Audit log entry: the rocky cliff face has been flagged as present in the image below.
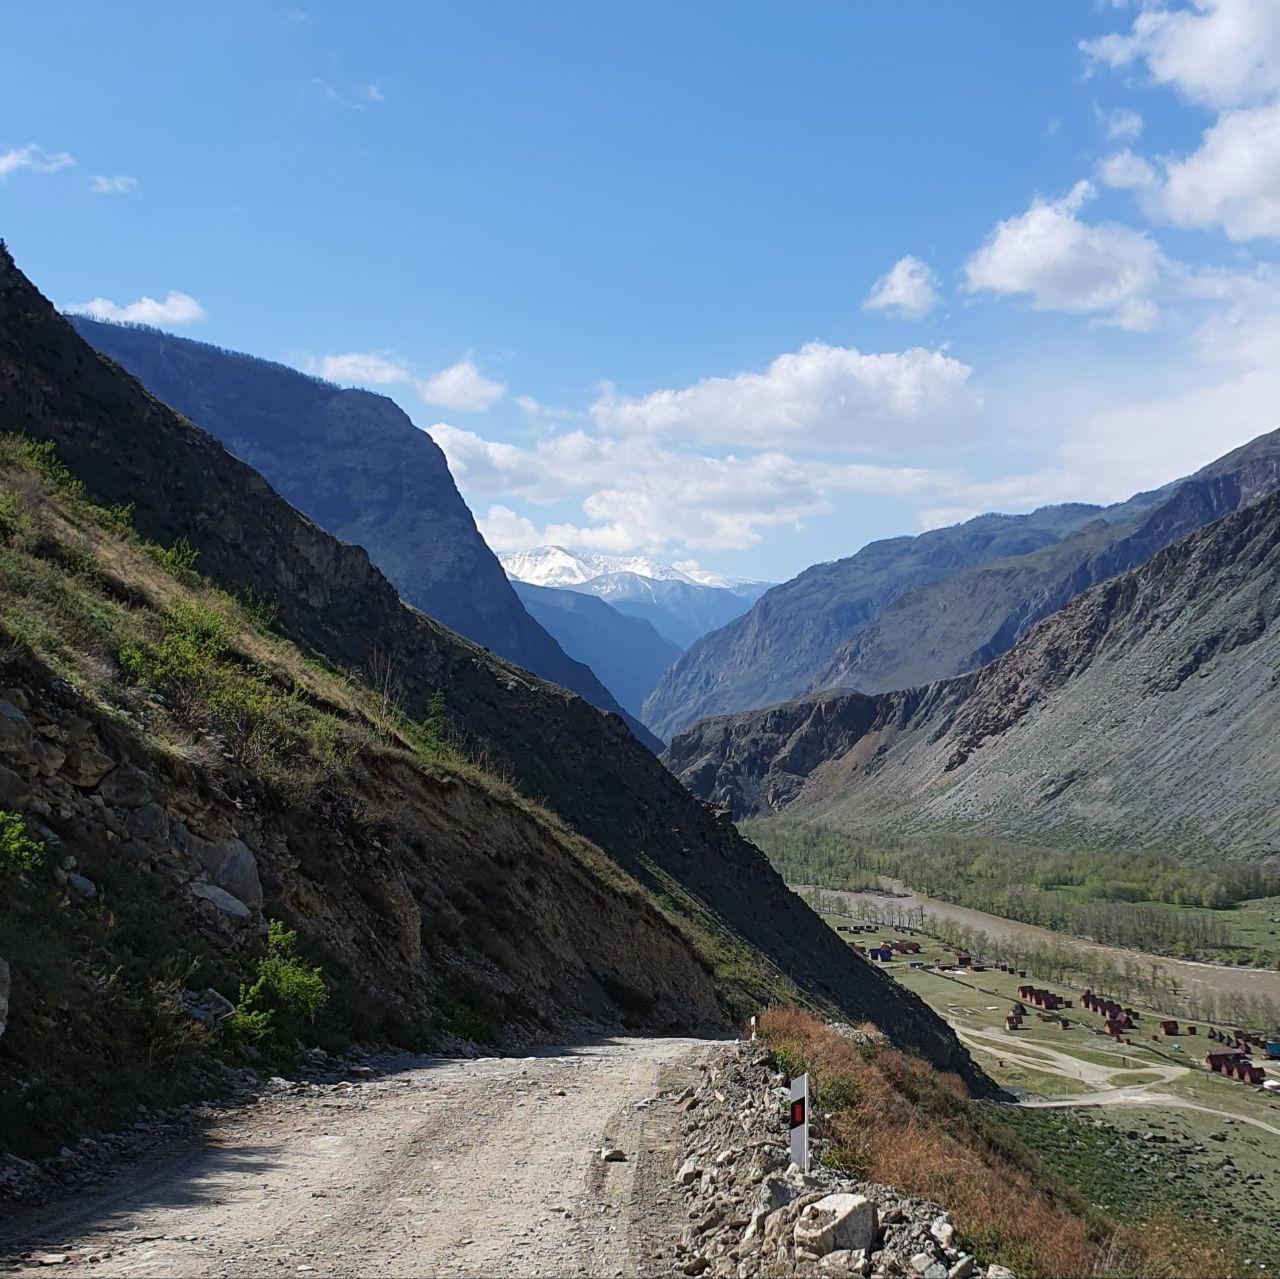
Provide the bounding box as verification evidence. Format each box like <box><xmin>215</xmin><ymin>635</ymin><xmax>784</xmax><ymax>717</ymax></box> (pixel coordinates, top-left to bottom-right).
<box><xmin>0</xmin><ymin>244</ymin><xmax>987</xmax><ymax>1097</ymax></box>
<box><xmin>68</xmin><ymin>316</ymin><xmax>659</xmax><ymax>750</ymax></box>
<box><xmin>668</xmin><ymin>490</ymin><xmax>1280</xmax><ymax>860</ymax></box>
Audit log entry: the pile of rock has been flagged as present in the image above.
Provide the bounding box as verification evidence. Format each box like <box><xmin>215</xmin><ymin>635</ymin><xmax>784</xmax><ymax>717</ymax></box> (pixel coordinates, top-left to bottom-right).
<box><xmin>670</xmin><ymin>1041</ymin><xmax>1011</xmax><ymax>1279</ymax></box>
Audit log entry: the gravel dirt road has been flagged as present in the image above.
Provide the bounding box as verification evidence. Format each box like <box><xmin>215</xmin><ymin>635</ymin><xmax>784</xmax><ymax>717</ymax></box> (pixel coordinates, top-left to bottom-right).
<box><xmin>0</xmin><ymin>1037</ymin><xmax>725</xmax><ymax>1278</ymax></box>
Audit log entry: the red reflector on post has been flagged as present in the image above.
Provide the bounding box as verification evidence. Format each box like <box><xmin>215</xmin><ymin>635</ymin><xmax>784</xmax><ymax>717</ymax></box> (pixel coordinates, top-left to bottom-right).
<box><xmin>790</xmin><ymin>1099</ymin><xmax>805</xmax><ymax>1128</ymax></box>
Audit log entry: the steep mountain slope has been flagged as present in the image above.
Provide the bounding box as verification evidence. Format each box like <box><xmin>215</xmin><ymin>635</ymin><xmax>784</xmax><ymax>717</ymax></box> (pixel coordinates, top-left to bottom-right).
<box><xmin>581</xmin><ymin>571</ymin><xmax>766</xmax><ymax>648</ymax></box>
<box><xmin>501</xmin><ymin>546</ymin><xmax>769</xmax><ymax>650</ymax></box>
<box><xmin>667</xmin><ymin>489</ymin><xmax>1280</xmax><ymax>859</ymax></box>
<box><xmin>643</xmin><ymin>503</ymin><xmax>1135</xmax><ymax>738</ymax></box>
<box><xmin>511</xmin><ymin>581</ymin><xmax>681</xmax><ymax>719</ymax></box>
<box><xmin>67</xmin><ymin>317</ymin><xmax>659</xmax><ymax>751</ymax></box>
<box><xmin>0</xmin><ymin>448</ymin><xmax>726</xmax><ymax>1156</ymax></box>
<box><xmin>815</xmin><ymin>431</ymin><xmax>1280</xmax><ymax>694</ymax></box>
<box><xmin>0</xmin><ymin>244</ymin><xmax>986</xmax><ymax>1093</ymax></box>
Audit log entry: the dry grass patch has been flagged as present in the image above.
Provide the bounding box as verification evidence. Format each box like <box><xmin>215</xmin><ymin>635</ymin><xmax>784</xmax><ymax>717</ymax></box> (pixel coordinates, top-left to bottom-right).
<box><xmin>759</xmin><ymin>1008</ymin><xmax>1240</xmax><ymax>1278</ymax></box>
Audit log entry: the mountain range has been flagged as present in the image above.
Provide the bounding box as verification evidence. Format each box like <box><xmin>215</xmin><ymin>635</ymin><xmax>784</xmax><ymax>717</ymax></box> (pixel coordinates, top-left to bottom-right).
<box><xmin>645</xmin><ymin>434</ymin><xmax>1280</xmax><ymax>739</ymax></box>
<box><xmin>67</xmin><ymin>317</ymin><xmax>661</xmax><ymax>752</ymax></box>
<box><xmin>666</xmin><ymin>483</ymin><xmax>1280</xmax><ymax>859</ymax></box>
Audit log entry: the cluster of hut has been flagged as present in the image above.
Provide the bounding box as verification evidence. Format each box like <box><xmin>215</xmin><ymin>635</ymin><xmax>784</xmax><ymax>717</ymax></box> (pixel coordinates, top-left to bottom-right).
<box><xmin>1004</xmin><ymin>984</ymin><xmax>1074</xmax><ymax>1031</ymax></box>
<box><xmin>1205</xmin><ymin>1048</ymin><xmax>1267</xmax><ymax>1084</ymax></box>
<box><xmin>1080</xmin><ymin>989</ymin><xmax>1141</xmax><ymax>1039</ymax></box>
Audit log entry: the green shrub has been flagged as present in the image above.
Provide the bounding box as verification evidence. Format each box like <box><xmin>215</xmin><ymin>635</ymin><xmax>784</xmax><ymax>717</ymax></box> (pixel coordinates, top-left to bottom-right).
<box><xmin>143</xmin><ymin>536</ymin><xmax>200</xmax><ymax>584</ymax></box>
<box><xmin>94</xmin><ymin>502</ymin><xmax>136</xmax><ymax>538</ymax></box>
<box><xmin>0</xmin><ymin>493</ymin><xmax>28</xmax><ymax>543</ymax></box>
<box><xmin>227</xmin><ymin>919</ymin><xmax>327</xmax><ymax>1047</ymax></box>
<box><xmin>0</xmin><ymin>809</ymin><xmax>44</xmax><ymax>873</ymax></box>
<box><xmin>17</xmin><ymin>438</ymin><xmax>86</xmax><ymax>501</ymax></box>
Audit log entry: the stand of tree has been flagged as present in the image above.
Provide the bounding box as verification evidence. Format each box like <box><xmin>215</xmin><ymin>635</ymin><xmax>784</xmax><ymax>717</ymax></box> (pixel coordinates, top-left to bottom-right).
<box><xmin>743</xmin><ymin>821</ymin><xmax>1280</xmax><ymax>966</ymax></box>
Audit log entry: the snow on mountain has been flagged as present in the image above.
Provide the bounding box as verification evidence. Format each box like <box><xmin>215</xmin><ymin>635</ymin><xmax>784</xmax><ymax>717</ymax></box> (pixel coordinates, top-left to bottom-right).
<box><xmin>498</xmin><ymin>546</ymin><xmax>773</xmax><ymax>649</ymax></box>
<box><xmin>498</xmin><ymin>545</ymin><xmax>767</xmax><ymax>594</ymax></box>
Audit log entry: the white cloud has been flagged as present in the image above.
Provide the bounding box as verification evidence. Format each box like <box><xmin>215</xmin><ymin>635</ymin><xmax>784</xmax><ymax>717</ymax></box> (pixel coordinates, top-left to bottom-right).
<box><xmin>1098</xmin><ymin>106</ymin><xmax>1145</xmax><ymax>141</ymax></box>
<box><xmin>1097</xmin><ymin>149</ymin><xmax>1159</xmax><ymax>191</ymax></box>
<box><xmin>515</xmin><ymin>394</ymin><xmax>576</xmax><ymax>420</ymax></box>
<box><xmin>589</xmin><ymin>341</ymin><xmax>978</xmax><ymax>452</ymax></box>
<box><xmin>1152</xmin><ymin>104</ymin><xmax>1280</xmax><ymax>240</ymax></box>
<box><xmin>1082</xmin><ymin>0</ymin><xmax>1280</xmax><ymax>110</ymax></box>
<box><xmin>433</xmin><ymin>418</ymin><xmax>946</xmax><ymax>554</ymax></box>
<box><xmin>313</xmin><ymin>77</ymin><xmax>386</xmax><ymax>110</ymax></box>
<box><xmin>89</xmin><ymin>174</ymin><xmax>138</xmax><ymax>196</ymax></box>
<box><xmin>419</xmin><ymin>359</ymin><xmax>505</xmax><ymax>412</ymax></box>
<box><xmin>863</xmin><ymin>255</ymin><xmax>941</xmax><ymax>320</ymax></box>
<box><xmin>317</xmin><ymin>352</ymin><xmax>410</xmax><ymax>385</ymax></box>
<box><xmin>65</xmin><ymin>291</ymin><xmax>207</xmax><ymax>326</ymax></box>
<box><xmin>963</xmin><ymin>180</ymin><xmax>1166</xmax><ymax>330</ymax></box>
<box><xmin>0</xmin><ymin>144</ymin><xmax>74</xmax><ymax>180</ymax></box>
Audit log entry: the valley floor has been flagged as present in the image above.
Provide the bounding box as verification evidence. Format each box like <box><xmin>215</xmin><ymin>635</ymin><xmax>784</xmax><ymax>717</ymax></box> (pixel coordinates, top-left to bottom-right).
<box><xmin>0</xmin><ymin>1038</ymin><xmax>722</xmax><ymax>1278</ymax></box>
<box><xmin>823</xmin><ymin>880</ymin><xmax>1280</xmax><ymax>1008</ymax></box>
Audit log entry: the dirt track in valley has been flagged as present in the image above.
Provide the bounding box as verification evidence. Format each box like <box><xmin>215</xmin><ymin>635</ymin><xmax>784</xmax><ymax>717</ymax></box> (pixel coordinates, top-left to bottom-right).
<box><xmin>0</xmin><ymin>1038</ymin><xmax>724</xmax><ymax>1278</ymax></box>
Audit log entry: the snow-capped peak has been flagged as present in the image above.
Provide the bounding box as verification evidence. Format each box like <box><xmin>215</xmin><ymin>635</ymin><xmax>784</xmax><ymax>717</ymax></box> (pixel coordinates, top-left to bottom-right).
<box><xmin>498</xmin><ymin>545</ymin><xmax>766</xmax><ymax>592</ymax></box>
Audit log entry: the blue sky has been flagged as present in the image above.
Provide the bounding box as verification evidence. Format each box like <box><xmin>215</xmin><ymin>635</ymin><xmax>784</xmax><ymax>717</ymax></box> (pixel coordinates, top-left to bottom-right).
<box><xmin>5</xmin><ymin>2</ymin><xmax>1280</xmax><ymax>581</ymax></box>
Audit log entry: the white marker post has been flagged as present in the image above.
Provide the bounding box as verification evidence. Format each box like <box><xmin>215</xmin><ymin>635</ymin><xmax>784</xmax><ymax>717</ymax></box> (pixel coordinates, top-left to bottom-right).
<box><xmin>749</xmin><ymin>1015</ymin><xmax>758</xmax><ymax>1042</ymax></box>
<box><xmin>789</xmin><ymin>1073</ymin><xmax>809</xmax><ymax>1174</ymax></box>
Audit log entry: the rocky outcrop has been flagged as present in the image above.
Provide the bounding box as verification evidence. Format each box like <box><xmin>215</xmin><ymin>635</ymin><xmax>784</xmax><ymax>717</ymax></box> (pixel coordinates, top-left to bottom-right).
<box><xmin>666</xmin><ymin>1041</ymin><xmax>997</xmax><ymax>1279</ymax></box>
<box><xmin>668</xmin><ymin>490</ymin><xmax>1280</xmax><ymax>859</ymax></box>
<box><xmin>69</xmin><ymin>316</ymin><xmax>660</xmax><ymax>751</ymax></box>
<box><xmin>0</xmin><ymin>244</ymin><xmax>988</xmax><ymax>1090</ymax></box>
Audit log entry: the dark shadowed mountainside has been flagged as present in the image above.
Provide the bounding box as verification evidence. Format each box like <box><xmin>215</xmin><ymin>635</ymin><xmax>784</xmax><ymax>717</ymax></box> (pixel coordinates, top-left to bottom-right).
<box><xmin>667</xmin><ymin>489</ymin><xmax>1280</xmax><ymax>860</ymax></box>
<box><xmin>0</xmin><ymin>244</ymin><xmax>989</xmax><ymax>1092</ymax></box>
<box><xmin>512</xmin><ymin>581</ymin><xmax>681</xmax><ymax>720</ymax></box>
<box><xmin>67</xmin><ymin>316</ymin><xmax>660</xmax><ymax>750</ymax></box>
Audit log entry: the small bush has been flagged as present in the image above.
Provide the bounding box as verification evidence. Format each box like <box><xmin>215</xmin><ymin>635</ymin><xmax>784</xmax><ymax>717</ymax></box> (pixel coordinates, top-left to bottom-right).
<box><xmin>227</xmin><ymin>920</ymin><xmax>327</xmax><ymax>1048</ymax></box>
<box><xmin>93</xmin><ymin>502</ymin><xmax>135</xmax><ymax>538</ymax></box>
<box><xmin>143</xmin><ymin>536</ymin><xmax>200</xmax><ymax>584</ymax></box>
<box><xmin>17</xmin><ymin>438</ymin><xmax>87</xmax><ymax>501</ymax></box>
<box><xmin>0</xmin><ymin>809</ymin><xmax>44</xmax><ymax>873</ymax></box>
<box><xmin>0</xmin><ymin>493</ymin><xmax>28</xmax><ymax>543</ymax></box>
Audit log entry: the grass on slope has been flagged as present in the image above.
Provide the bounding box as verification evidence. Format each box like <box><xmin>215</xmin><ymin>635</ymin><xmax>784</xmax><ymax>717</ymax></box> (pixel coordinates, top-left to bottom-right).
<box><xmin>760</xmin><ymin>1008</ymin><xmax>1242</xmax><ymax>1279</ymax></box>
<box><xmin>0</xmin><ymin>433</ymin><xmax>801</xmax><ymax>1155</ymax></box>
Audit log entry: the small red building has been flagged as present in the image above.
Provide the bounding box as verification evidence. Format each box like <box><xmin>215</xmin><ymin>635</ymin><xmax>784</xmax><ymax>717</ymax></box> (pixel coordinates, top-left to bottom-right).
<box><xmin>1159</xmin><ymin>1020</ymin><xmax>1179</xmax><ymax>1036</ymax></box>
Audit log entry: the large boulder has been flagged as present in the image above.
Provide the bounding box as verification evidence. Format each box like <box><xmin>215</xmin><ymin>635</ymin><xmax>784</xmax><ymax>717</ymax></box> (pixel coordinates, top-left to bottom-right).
<box><xmin>196</xmin><ymin>838</ymin><xmax>263</xmax><ymax>910</ymax></box>
<box><xmin>96</xmin><ymin>764</ymin><xmax>155</xmax><ymax>808</ymax></box>
<box><xmin>61</xmin><ymin>742</ymin><xmax>115</xmax><ymax>788</ymax></box>
<box><xmin>0</xmin><ymin>699</ymin><xmax>36</xmax><ymax>767</ymax></box>
<box><xmin>0</xmin><ymin>764</ymin><xmax>30</xmax><ymax>809</ymax></box>
<box><xmin>794</xmin><ymin>1194</ymin><xmax>879</xmax><ymax>1260</ymax></box>
<box><xmin>191</xmin><ymin>882</ymin><xmax>252</xmax><ymax>918</ymax></box>
<box><xmin>0</xmin><ymin>956</ymin><xmax>9</xmax><ymax>1039</ymax></box>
